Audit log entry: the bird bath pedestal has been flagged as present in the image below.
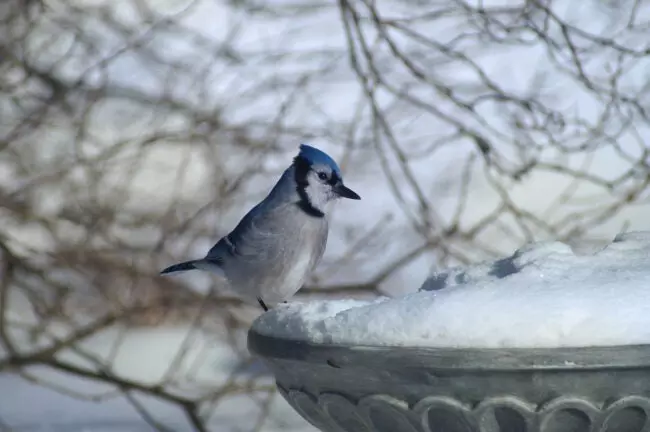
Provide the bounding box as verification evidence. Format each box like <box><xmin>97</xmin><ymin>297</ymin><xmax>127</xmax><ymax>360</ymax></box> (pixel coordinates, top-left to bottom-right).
<box><xmin>248</xmin><ymin>328</ymin><xmax>650</xmax><ymax>432</ymax></box>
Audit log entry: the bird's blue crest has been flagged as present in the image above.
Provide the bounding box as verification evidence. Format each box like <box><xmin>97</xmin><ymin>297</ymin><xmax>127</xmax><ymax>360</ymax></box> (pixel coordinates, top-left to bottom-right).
<box><xmin>298</xmin><ymin>144</ymin><xmax>341</xmax><ymax>176</ymax></box>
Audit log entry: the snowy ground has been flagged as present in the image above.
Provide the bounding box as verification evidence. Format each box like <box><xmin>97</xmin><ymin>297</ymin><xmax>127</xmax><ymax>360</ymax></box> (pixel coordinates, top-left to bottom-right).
<box><xmin>254</xmin><ymin>231</ymin><xmax>650</xmax><ymax>349</ymax></box>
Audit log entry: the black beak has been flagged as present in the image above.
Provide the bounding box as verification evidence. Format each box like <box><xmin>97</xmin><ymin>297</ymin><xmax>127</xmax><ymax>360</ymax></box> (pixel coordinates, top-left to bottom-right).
<box><xmin>333</xmin><ymin>183</ymin><xmax>361</xmax><ymax>200</ymax></box>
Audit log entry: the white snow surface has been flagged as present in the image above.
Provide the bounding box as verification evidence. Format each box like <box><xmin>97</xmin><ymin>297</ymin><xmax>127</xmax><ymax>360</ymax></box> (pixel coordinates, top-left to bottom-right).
<box><xmin>253</xmin><ymin>232</ymin><xmax>650</xmax><ymax>349</ymax></box>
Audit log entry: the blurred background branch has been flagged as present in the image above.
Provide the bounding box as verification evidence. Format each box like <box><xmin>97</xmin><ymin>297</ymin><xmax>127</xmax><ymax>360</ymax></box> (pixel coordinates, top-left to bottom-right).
<box><xmin>2</xmin><ymin>0</ymin><xmax>650</xmax><ymax>430</ymax></box>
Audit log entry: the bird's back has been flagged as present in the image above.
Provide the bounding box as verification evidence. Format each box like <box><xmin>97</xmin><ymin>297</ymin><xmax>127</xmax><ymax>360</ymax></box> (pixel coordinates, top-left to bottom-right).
<box><xmin>208</xmin><ymin>167</ymin><xmax>328</xmax><ymax>303</ymax></box>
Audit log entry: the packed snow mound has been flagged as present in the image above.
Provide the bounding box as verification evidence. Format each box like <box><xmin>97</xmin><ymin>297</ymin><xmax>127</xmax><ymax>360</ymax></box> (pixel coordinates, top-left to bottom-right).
<box><xmin>252</xmin><ymin>232</ymin><xmax>650</xmax><ymax>348</ymax></box>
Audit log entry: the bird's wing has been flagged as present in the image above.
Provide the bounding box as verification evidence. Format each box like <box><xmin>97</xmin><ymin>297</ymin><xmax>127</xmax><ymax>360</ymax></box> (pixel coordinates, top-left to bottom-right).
<box><xmin>206</xmin><ymin>168</ymin><xmax>296</xmax><ymax>263</ymax></box>
<box><xmin>205</xmin><ymin>201</ymin><xmax>282</xmax><ymax>263</ymax></box>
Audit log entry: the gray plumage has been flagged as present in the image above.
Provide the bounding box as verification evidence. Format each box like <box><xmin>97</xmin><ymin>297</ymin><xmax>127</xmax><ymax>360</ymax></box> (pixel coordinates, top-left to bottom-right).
<box><xmin>161</xmin><ymin>144</ymin><xmax>361</xmax><ymax>311</ymax></box>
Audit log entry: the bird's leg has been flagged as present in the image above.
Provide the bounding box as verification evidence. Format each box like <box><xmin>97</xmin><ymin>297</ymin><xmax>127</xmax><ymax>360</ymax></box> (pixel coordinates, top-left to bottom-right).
<box><xmin>257</xmin><ymin>297</ymin><xmax>269</xmax><ymax>312</ymax></box>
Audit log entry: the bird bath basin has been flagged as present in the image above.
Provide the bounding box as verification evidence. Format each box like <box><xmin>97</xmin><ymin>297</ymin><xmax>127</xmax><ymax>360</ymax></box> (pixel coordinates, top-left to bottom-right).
<box><xmin>248</xmin><ymin>232</ymin><xmax>650</xmax><ymax>432</ymax></box>
<box><xmin>248</xmin><ymin>330</ymin><xmax>650</xmax><ymax>432</ymax></box>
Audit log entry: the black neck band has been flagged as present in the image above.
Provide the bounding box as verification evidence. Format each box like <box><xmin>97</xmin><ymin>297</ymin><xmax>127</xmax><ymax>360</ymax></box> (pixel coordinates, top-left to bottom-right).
<box><xmin>293</xmin><ymin>156</ymin><xmax>325</xmax><ymax>218</ymax></box>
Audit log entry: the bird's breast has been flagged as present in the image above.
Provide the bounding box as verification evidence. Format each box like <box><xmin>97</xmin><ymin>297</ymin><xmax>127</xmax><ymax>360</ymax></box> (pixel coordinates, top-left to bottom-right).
<box><xmin>261</xmin><ymin>213</ymin><xmax>327</xmax><ymax>302</ymax></box>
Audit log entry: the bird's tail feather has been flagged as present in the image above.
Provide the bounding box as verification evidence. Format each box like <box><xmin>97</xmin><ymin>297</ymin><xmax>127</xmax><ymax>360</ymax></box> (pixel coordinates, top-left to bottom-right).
<box><xmin>160</xmin><ymin>260</ymin><xmax>198</xmax><ymax>275</ymax></box>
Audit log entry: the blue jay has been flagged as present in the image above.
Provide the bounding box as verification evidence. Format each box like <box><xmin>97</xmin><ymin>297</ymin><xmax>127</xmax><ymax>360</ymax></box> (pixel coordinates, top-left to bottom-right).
<box><xmin>161</xmin><ymin>144</ymin><xmax>361</xmax><ymax>311</ymax></box>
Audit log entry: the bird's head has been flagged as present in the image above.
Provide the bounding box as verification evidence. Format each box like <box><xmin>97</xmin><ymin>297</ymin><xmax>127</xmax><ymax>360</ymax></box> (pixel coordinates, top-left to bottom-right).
<box><xmin>293</xmin><ymin>144</ymin><xmax>361</xmax><ymax>217</ymax></box>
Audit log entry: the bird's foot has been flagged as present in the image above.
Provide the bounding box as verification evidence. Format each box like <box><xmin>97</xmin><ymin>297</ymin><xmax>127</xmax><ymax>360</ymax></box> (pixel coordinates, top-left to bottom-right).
<box><xmin>257</xmin><ymin>297</ymin><xmax>269</xmax><ymax>312</ymax></box>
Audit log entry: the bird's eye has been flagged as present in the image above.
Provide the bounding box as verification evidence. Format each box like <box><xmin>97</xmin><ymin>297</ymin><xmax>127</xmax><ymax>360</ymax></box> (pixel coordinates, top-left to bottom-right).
<box><xmin>317</xmin><ymin>172</ymin><xmax>328</xmax><ymax>181</ymax></box>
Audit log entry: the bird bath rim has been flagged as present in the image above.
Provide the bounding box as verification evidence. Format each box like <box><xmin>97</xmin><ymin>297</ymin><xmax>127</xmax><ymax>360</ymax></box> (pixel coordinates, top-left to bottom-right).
<box><xmin>248</xmin><ymin>327</ymin><xmax>650</xmax><ymax>372</ymax></box>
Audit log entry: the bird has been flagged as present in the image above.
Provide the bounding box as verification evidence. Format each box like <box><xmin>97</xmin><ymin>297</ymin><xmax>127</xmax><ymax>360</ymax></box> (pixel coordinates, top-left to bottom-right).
<box><xmin>160</xmin><ymin>144</ymin><xmax>361</xmax><ymax>312</ymax></box>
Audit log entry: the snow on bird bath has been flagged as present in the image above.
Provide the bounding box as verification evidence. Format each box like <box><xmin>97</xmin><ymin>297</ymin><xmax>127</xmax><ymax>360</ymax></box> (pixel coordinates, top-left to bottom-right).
<box><xmin>252</xmin><ymin>232</ymin><xmax>650</xmax><ymax>349</ymax></box>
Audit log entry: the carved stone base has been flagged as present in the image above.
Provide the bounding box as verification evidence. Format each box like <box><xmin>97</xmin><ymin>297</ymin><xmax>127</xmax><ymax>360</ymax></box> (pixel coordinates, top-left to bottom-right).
<box><xmin>280</xmin><ymin>388</ymin><xmax>650</xmax><ymax>432</ymax></box>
